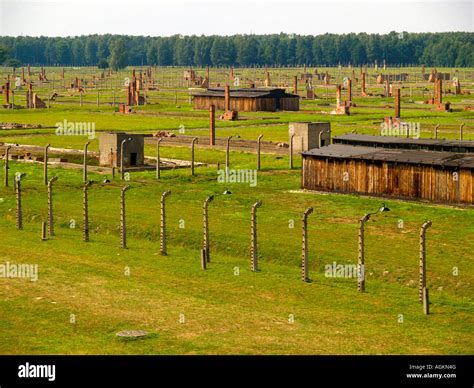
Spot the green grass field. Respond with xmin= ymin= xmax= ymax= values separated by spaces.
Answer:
xmin=0 ymin=66 xmax=473 ymax=354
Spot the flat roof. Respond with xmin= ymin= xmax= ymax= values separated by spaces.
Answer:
xmin=302 ymin=144 xmax=474 ymax=169
xmin=333 ymin=134 xmax=474 ymax=149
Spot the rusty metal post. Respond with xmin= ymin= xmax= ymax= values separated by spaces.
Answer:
xmin=358 ymin=213 xmax=370 ymax=292
xmin=301 ymin=207 xmax=314 ymax=282
xmin=43 ymin=144 xmax=50 ymax=185
xmin=160 ymin=190 xmax=171 ymax=255
xmin=250 ymin=200 xmax=263 ymax=272
xmin=15 ymin=173 xmax=26 ymax=230
xmin=47 ymin=176 xmax=58 ymax=236
xmin=120 ymin=185 xmax=131 ymax=249
xmin=419 ymin=220 xmax=432 ymax=303
xmin=289 ymin=134 xmax=295 ymax=169
xmin=257 ymin=134 xmax=263 ymax=171
xmin=4 ymin=145 xmax=11 ymax=187
xmin=191 ymin=137 xmax=198 ymax=176
xmin=209 ymin=105 xmax=216 ymax=146
xmin=83 ymin=142 xmax=90 ymax=183
xmin=83 ymin=181 xmax=91 ymax=242
xmin=203 ymin=195 xmax=214 ymax=263
xmin=460 ymin=123 xmax=465 ymax=141
xmin=156 ymin=138 xmax=163 ymax=180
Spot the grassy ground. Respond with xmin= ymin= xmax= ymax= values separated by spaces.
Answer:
xmin=0 ymin=66 xmax=473 ymax=354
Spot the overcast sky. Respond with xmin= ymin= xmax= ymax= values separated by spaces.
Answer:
xmin=0 ymin=0 xmax=472 ymax=37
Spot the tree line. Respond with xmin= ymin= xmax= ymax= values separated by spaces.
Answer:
xmin=0 ymin=32 xmax=472 ymax=69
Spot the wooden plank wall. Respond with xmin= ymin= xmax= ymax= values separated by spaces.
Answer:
xmin=279 ymin=97 xmax=299 ymax=111
xmin=302 ymin=156 xmax=474 ymax=204
xmin=193 ymin=96 xmax=299 ymax=111
xmin=193 ymin=96 xmax=257 ymax=111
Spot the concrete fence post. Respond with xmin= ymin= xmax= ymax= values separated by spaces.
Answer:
xmin=4 ymin=145 xmax=11 ymax=187
xmin=15 ymin=173 xmax=26 ymax=230
xmin=47 ymin=176 xmax=58 ymax=236
xmin=419 ymin=220 xmax=433 ymax=303
xmin=120 ymin=185 xmax=131 ymax=249
xmin=226 ymin=136 xmax=233 ymax=170
xmin=318 ymin=129 xmax=330 ymax=148
xmin=209 ymin=105 xmax=216 ymax=146
xmin=83 ymin=181 xmax=91 ymax=242
xmin=43 ymin=144 xmax=50 ymax=185
xmin=120 ymin=138 xmax=132 ymax=180
xmin=257 ymin=134 xmax=263 ymax=171
xmin=156 ymin=138 xmax=163 ymax=180
xmin=83 ymin=142 xmax=90 ymax=183
xmin=191 ymin=137 xmax=198 ymax=176
xmin=251 ymin=200 xmax=263 ymax=272
xmin=41 ymin=221 xmax=47 ymax=241
xmin=203 ymin=195 xmax=214 ymax=263
xmin=289 ymin=134 xmax=295 ymax=169
xmin=358 ymin=213 xmax=370 ymax=292
xmin=301 ymin=207 xmax=314 ymax=282
xmin=201 ymin=249 xmax=207 ymax=270
xmin=160 ymin=190 xmax=171 ymax=255
xmin=423 ymin=287 xmax=430 ymax=315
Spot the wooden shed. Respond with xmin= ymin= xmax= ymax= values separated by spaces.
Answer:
xmin=302 ymin=144 xmax=474 ymax=204
xmin=191 ymin=88 xmax=299 ymax=112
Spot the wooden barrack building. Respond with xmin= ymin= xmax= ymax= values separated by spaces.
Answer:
xmin=191 ymin=88 xmax=299 ymax=112
xmin=302 ymin=135 xmax=474 ymax=204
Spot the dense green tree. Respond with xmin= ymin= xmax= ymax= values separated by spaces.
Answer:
xmin=210 ymin=37 xmax=235 ymax=66
xmin=0 ymin=44 xmax=8 ymax=64
xmin=71 ymin=39 xmax=84 ymax=65
xmin=194 ymin=37 xmax=213 ymax=67
xmin=85 ymin=39 xmax=98 ymax=65
xmin=108 ymin=38 xmax=128 ymax=70
xmin=235 ymin=35 xmax=259 ymax=66
xmin=96 ymin=37 xmax=110 ymax=63
xmin=146 ymin=41 xmax=157 ymax=65
xmin=55 ymin=40 xmax=71 ymax=65
xmin=4 ymin=58 xmax=21 ymax=67
xmin=0 ymin=32 xmax=472 ymax=67
xmin=98 ymin=58 xmax=108 ymax=69
xmin=156 ymin=39 xmax=172 ymax=66
xmin=175 ymin=36 xmax=195 ymax=66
